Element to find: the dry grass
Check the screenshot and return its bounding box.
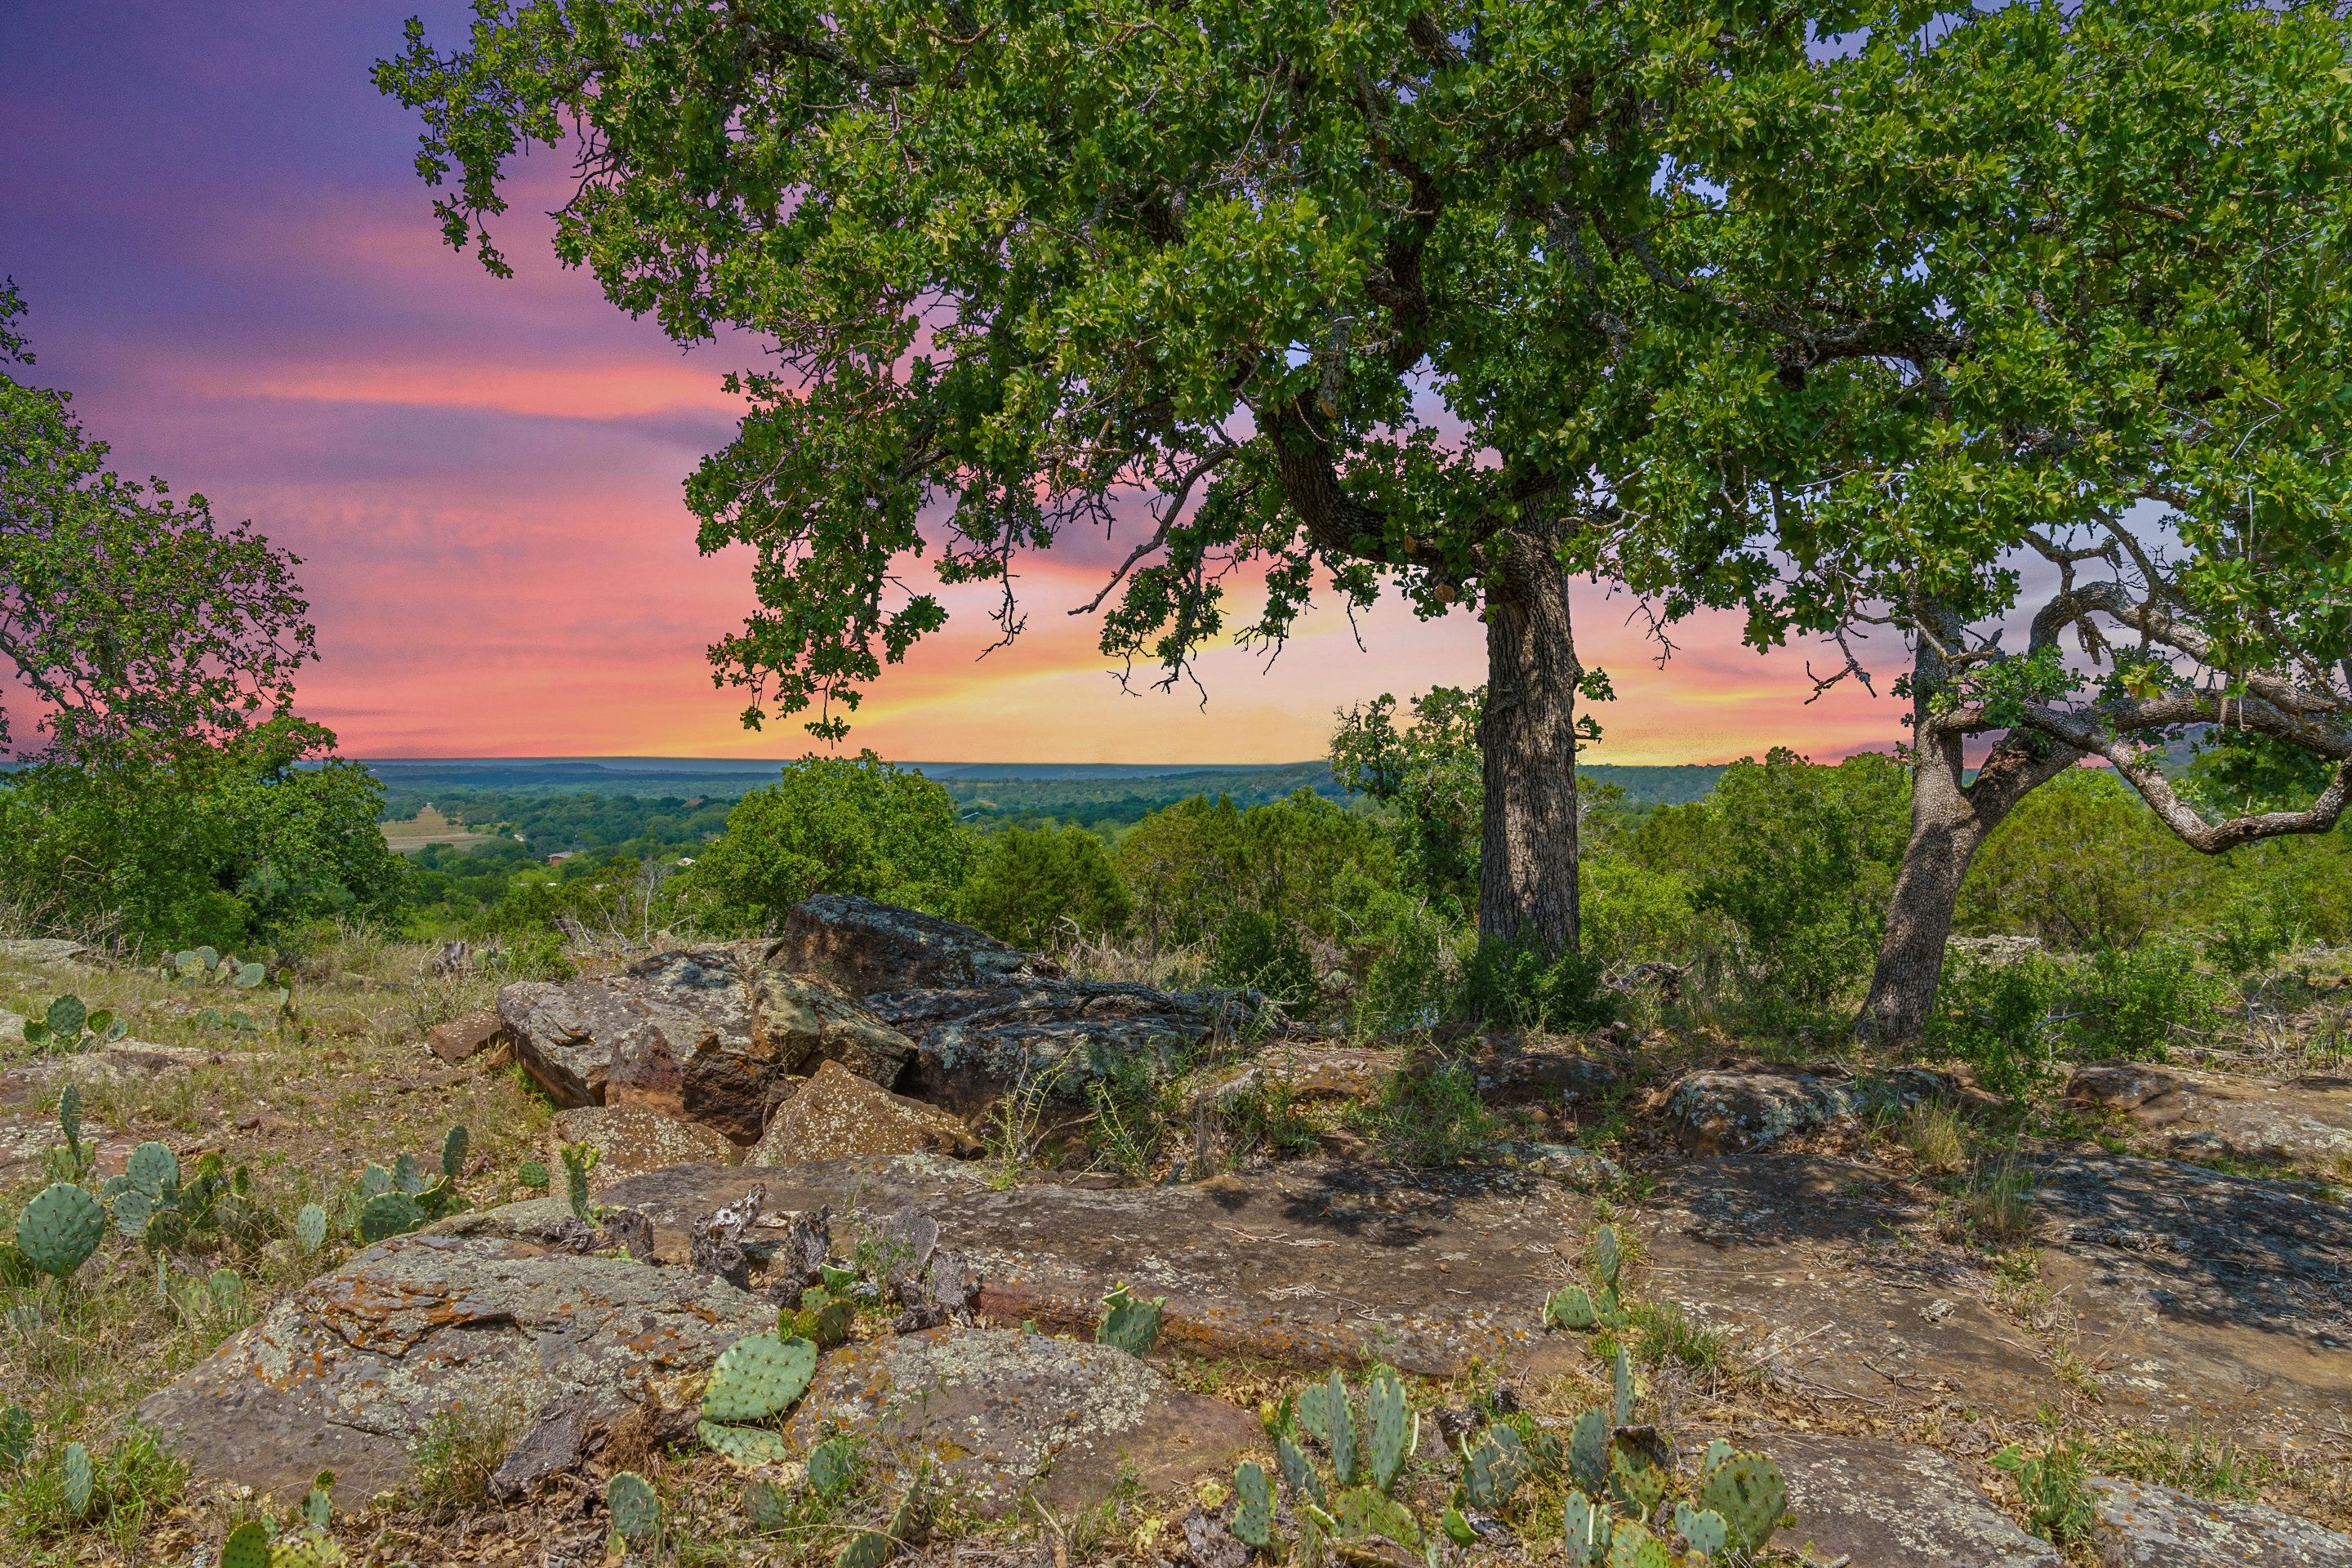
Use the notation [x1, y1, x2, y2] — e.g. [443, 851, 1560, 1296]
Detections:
[1902, 1101, 1969, 1176]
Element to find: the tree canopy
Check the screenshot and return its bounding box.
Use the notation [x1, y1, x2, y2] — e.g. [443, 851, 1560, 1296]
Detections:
[0, 283, 314, 761]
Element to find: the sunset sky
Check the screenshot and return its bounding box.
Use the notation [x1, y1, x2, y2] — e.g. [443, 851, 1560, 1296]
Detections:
[2, 3, 1906, 765]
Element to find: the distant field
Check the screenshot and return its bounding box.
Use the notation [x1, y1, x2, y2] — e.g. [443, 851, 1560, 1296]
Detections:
[379, 805, 506, 855]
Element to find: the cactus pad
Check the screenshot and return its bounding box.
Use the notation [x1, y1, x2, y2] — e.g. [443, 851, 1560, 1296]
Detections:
[1610, 1345, 1634, 1427]
[1095, 1281, 1166, 1356]
[1697, 1452, 1785, 1553]
[1333, 1485, 1421, 1548]
[702, 1333, 817, 1423]
[295, 1203, 328, 1254]
[441, 1125, 470, 1179]
[126, 1142, 179, 1198]
[808, 1433, 860, 1496]
[302, 1472, 335, 1529]
[234, 961, 267, 989]
[359, 1163, 393, 1199]
[1232, 1460, 1276, 1548]
[220, 1520, 273, 1568]
[57, 1083, 82, 1159]
[393, 1153, 425, 1196]
[1699, 1437, 1734, 1473]
[1606, 1520, 1672, 1568]
[835, 1528, 893, 1568]
[1673, 1502, 1729, 1558]
[357, 1191, 425, 1243]
[1365, 1365, 1413, 1491]
[1462, 1424, 1525, 1509]
[209, 1267, 246, 1316]
[61, 1440, 93, 1517]
[1592, 1223, 1622, 1290]
[0, 1405, 29, 1470]
[1276, 1432, 1326, 1508]
[1608, 1437, 1666, 1517]
[1561, 1490, 1611, 1568]
[1567, 1409, 1609, 1491]
[608, 1470, 661, 1540]
[697, 1420, 793, 1468]
[17, 1183, 105, 1276]
[112, 1188, 154, 1239]
[46, 996, 88, 1040]
[747, 1477, 791, 1533]
[1544, 1282, 1598, 1330]
[517, 1160, 550, 1191]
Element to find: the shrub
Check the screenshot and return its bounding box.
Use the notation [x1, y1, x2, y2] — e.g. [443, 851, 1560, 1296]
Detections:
[957, 824, 1130, 951]
[1959, 768, 2215, 951]
[1208, 908, 1318, 1009]
[1118, 788, 1392, 951]
[1459, 938, 1615, 1033]
[1353, 1055, 1496, 1167]
[1577, 858, 1700, 969]
[666, 752, 975, 933]
[1927, 951, 2069, 1098]
[1343, 888, 1458, 1038]
[2063, 942, 2221, 1060]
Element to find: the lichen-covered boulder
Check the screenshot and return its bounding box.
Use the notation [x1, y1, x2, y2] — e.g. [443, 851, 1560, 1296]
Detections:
[768, 893, 1045, 996]
[871, 976, 1254, 1106]
[1665, 1066, 1954, 1153]
[782, 1325, 1259, 1508]
[1771, 1433, 2062, 1566]
[549, 1103, 742, 1192]
[2067, 1063, 2352, 1181]
[2087, 1477, 2352, 1567]
[136, 1230, 773, 1500]
[750, 1060, 977, 1165]
[751, 969, 918, 1085]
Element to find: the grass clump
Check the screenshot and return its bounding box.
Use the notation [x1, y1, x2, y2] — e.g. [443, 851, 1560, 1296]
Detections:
[409, 1399, 527, 1515]
[1349, 1054, 1496, 1167]
[0, 1420, 186, 1557]
[1902, 1101, 1967, 1176]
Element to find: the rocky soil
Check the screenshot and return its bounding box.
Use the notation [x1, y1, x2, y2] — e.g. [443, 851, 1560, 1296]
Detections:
[5, 912, 2351, 1567]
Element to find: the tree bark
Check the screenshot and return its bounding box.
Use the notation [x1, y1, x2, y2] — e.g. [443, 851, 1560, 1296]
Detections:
[1477, 530, 1582, 954]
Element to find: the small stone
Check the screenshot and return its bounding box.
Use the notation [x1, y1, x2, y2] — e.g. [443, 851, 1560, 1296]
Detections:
[427, 1009, 506, 1065]
[750, 1061, 978, 1165]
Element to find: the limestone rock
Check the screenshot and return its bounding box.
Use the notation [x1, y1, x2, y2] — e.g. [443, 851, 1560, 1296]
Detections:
[751, 1060, 977, 1165]
[1665, 1065, 1956, 1153]
[751, 969, 918, 1085]
[2067, 1062, 2352, 1179]
[0, 938, 100, 968]
[1187, 1044, 1392, 1115]
[2087, 1477, 2352, 1567]
[427, 1009, 507, 1065]
[770, 893, 1045, 995]
[871, 976, 1258, 1107]
[549, 1103, 741, 1192]
[136, 1229, 773, 1500]
[1771, 1432, 2060, 1566]
[782, 1325, 1260, 1508]
[601, 1156, 1588, 1374]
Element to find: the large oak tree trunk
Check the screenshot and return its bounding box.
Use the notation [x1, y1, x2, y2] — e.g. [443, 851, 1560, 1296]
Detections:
[1477, 530, 1582, 954]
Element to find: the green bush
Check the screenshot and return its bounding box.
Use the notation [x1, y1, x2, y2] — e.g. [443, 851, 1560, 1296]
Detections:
[956, 824, 1131, 950]
[1960, 769, 2214, 951]
[2065, 942, 2221, 1060]
[1208, 908, 1318, 1009]
[1578, 858, 1701, 969]
[1927, 952, 2070, 1098]
[1352, 1056, 1497, 1167]
[666, 752, 975, 933]
[1459, 938, 1615, 1033]
[1117, 788, 1392, 951]
[1343, 887, 1458, 1038]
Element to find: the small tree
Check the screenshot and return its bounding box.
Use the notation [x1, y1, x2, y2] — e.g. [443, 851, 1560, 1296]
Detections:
[958, 825, 1131, 951]
[1, 283, 312, 762]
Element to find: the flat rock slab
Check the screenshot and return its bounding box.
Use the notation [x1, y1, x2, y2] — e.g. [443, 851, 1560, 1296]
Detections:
[549, 1103, 740, 1193]
[750, 1059, 978, 1165]
[2069, 1063, 2352, 1179]
[600, 1156, 1591, 1374]
[2087, 1477, 2352, 1567]
[0, 939, 100, 968]
[138, 1230, 773, 1500]
[0, 1040, 258, 1101]
[783, 1326, 1260, 1509]
[1771, 1432, 2060, 1567]
[1641, 1151, 2352, 1463]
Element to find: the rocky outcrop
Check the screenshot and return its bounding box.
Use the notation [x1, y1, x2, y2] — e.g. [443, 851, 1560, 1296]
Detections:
[751, 1060, 977, 1165]
[1771, 1433, 2060, 1566]
[1666, 1065, 1958, 1152]
[783, 1326, 1260, 1509]
[597, 1155, 1586, 1375]
[873, 976, 1255, 1105]
[2087, 1477, 2352, 1567]
[427, 1008, 506, 1064]
[137, 1229, 773, 1500]
[548, 1104, 740, 1192]
[498, 943, 911, 1142]
[0, 938, 100, 968]
[770, 894, 1046, 995]
[2067, 1062, 2352, 1179]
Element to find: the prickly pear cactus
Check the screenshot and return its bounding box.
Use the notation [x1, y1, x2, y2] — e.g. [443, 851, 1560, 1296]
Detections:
[808, 1433, 859, 1496]
[1697, 1452, 1785, 1553]
[1462, 1424, 1525, 1509]
[1562, 1490, 1611, 1567]
[1232, 1460, 1276, 1549]
[1276, 1433, 1326, 1508]
[359, 1163, 393, 1200]
[295, 1202, 328, 1254]
[441, 1125, 469, 1179]
[393, 1153, 425, 1196]
[1673, 1501, 1730, 1558]
[61, 1440, 93, 1517]
[126, 1142, 179, 1198]
[357, 1191, 425, 1244]
[1700, 1437, 1733, 1472]
[702, 1333, 817, 1423]
[1607, 1440, 1665, 1518]
[786, 1285, 853, 1348]
[835, 1528, 893, 1568]
[1095, 1281, 1166, 1356]
[1605, 1519, 1672, 1568]
[208, 1267, 245, 1317]
[561, 1141, 599, 1223]
[517, 1159, 550, 1191]
[1333, 1485, 1421, 1548]
[747, 1477, 792, 1533]
[1592, 1223, 1622, 1290]
[219, 1520, 273, 1568]
[1610, 1345, 1634, 1428]
[302, 1471, 336, 1529]
[57, 1083, 84, 1165]
[697, 1420, 793, 1468]
[608, 1470, 661, 1540]
[0, 1405, 30, 1470]
[1568, 1409, 1609, 1491]
[111, 1188, 154, 1240]
[1295, 1370, 1357, 1486]
[1544, 1282, 1598, 1330]
[17, 1183, 105, 1276]
[1365, 1365, 1414, 1492]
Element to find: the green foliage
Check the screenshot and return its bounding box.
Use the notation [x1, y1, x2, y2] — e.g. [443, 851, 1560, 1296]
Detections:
[1208, 908, 1319, 1009]
[669, 754, 975, 933]
[1352, 1058, 1495, 1169]
[16, 1183, 105, 1277]
[1460, 938, 1615, 1033]
[702, 1334, 817, 1424]
[2068, 944, 2223, 1060]
[1992, 1441, 2096, 1548]
[1962, 771, 2217, 952]
[1343, 888, 1457, 1039]
[0, 1406, 30, 1471]
[1094, 1282, 1166, 1357]
[605, 1471, 661, 1542]
[1120, 792, 1392, 953]
[956, 824, 1131, 951]
[1927, 952, 2071, 1098]
[1330, 687, 1485, 914]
